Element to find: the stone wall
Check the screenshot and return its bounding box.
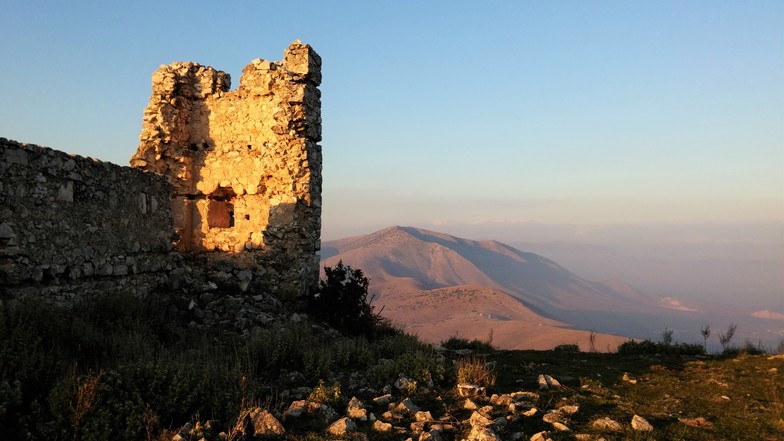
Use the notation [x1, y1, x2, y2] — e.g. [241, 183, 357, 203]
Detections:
[131, 41, 322, 298]
[0, 138, 175, 303]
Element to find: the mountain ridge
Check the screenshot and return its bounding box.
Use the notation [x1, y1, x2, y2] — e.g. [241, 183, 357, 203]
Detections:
[320, 226, 672, 349]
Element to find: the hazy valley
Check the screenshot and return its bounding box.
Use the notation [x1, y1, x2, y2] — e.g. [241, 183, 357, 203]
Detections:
[321, 226, 784, 351]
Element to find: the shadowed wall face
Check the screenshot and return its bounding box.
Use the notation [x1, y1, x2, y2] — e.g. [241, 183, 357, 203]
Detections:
[0, 138, 174, 302]
[131, 41, 322, 297]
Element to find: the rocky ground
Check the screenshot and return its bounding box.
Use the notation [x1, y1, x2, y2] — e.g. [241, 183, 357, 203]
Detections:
[167, 349, 784, 441]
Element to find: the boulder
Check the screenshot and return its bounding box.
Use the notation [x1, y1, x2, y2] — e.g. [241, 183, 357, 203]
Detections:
[327, 417, 356, 436]
[234, 407, 285, 438]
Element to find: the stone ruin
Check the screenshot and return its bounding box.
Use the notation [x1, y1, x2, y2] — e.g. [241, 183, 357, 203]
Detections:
[131, 40, 323, 297]
[0, 41, 322, 308]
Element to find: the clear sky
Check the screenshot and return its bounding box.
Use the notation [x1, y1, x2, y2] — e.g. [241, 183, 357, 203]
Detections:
[2, 0, 782, 240]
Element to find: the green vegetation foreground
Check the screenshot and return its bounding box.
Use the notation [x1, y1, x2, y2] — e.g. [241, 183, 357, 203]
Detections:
[0, 262, 781, 440]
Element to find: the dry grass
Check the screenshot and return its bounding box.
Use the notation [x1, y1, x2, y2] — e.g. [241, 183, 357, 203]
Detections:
[455, 356, 496, 387]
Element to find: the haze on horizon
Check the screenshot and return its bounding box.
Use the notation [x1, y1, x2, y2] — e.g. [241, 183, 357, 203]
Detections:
[2, 2, 782, 310]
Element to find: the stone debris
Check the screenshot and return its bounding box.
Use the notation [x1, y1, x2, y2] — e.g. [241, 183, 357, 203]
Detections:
[415, 410, 433, 422]
[419, 429, 443, 441]
[463, 398, 479, 410]
[458, 383, 487, 397]
[233, 407, 285, 438]
[542, 410, 566, 424]
[396, 397, 421, 414]
[467, 425, 501, 441]
[283, 399, 338, 425]
[469, 411, 495, 428]
[537, 374, 561, 390]
[559, 404, 579, 415]
[327, 417, 356, 436]
[591, 416, 624, 432]
[529, 431, 553, 441]
[631, 414, 653, 432]
[347, 396, 368, 421]
[489, 393, 512, 406]
[622, 372, 638, 384]
[372, 420, 393, 432]
[510, 391, 539, 402]
[160, 364, 681, 441]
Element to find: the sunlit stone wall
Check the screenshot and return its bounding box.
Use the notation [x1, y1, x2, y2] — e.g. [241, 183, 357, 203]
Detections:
[131, 41, 322, 297]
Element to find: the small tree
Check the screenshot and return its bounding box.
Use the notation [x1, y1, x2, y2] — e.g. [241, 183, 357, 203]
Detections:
[588, 330, 598, 353]
[700, 324, 711, 352]
[661, 327, 674, 345]
[309, 261, 376, 337]
[719, 323, 737, 351]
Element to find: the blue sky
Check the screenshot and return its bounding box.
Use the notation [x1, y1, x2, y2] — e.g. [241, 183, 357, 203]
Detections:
[1, 0, 782, 239]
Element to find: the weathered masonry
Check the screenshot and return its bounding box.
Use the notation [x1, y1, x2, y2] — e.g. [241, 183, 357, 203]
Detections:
[1, 41, 322, 303]
[0, 138, 175, 303]
[131, 41, 322, 297]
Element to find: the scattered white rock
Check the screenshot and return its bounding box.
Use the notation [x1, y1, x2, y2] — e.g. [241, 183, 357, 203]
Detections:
[529, 430, 553, 441]
[591, 416, 623, 432]
[372, 420, 393, 432]
[511, 391, 539, 402]
[467, 425, 501, 441]
[235, 407, 285, 437]
[415, 410, 433, 422]
[347, 396, 367, 421]
[542, 411, 565, 424]
[396, 397, 421, 414]
[458, 383, 487, 397]
[551, 421, 570, 432]
[631, 414, 653, 432]
[420, 429, 443, 441]
[469, 411, 495, 428]
[559, 404, 579, 415]
[327, 417, 356, 436]
[537, 374, 561, 390]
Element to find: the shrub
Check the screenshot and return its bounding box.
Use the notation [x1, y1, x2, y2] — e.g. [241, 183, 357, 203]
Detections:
[366, 350, 445, 388]
[441, 334, 494, 351]
[617, 339, 705, 356]
[308, 380, 342, 406]
[308, 261, 378, 337]
[553, 344, 581, 353]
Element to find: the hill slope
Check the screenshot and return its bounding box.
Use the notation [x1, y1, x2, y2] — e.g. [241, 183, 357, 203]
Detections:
[321, 226, 672, 348]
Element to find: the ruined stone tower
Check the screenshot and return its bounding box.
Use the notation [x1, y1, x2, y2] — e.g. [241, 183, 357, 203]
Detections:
[131, 41, 322, 297]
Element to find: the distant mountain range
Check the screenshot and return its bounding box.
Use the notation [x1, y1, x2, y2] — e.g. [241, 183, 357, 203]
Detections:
[320, 226, 686, 350]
